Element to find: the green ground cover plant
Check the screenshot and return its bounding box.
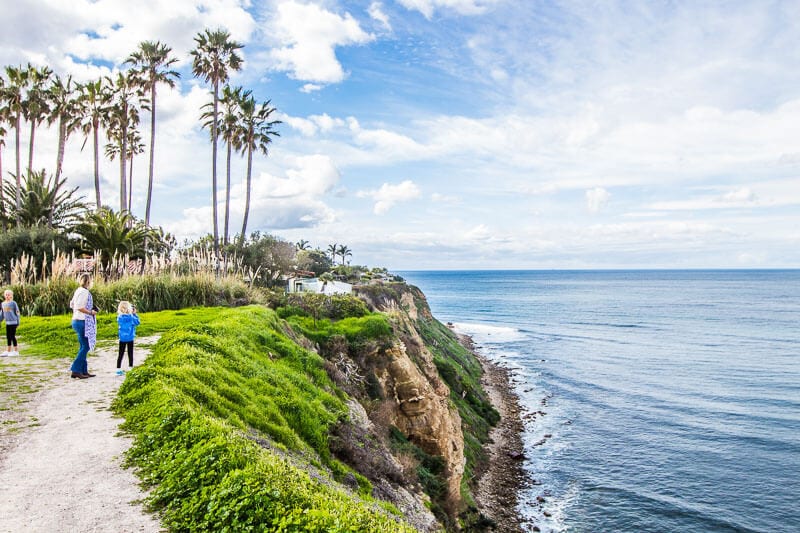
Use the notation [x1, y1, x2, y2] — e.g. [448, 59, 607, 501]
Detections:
[110, 305, 416, 532]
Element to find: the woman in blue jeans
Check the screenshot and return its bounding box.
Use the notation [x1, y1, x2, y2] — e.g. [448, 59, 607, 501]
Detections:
[69, 274, 98, 379]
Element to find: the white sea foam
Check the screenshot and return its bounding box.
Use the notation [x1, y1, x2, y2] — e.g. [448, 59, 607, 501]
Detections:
[451, 321, 527, 344]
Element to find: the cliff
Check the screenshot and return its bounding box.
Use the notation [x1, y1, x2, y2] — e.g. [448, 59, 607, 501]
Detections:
[100, 285, 499, 531]
[343, 282, 500, 529]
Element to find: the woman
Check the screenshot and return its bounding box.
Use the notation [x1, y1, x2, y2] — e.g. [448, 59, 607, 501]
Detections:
[69, 274, 97, 379]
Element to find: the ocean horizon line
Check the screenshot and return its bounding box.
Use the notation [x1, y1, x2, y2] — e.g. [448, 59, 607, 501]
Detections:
[397, 267, 800, 273]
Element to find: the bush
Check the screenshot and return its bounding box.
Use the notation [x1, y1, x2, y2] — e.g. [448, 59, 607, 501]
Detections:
[11, 273, 257, 317]
[0, 226, 77, 283]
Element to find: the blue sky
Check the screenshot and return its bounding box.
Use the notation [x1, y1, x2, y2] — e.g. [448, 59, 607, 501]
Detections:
[1, 0, 799, 269]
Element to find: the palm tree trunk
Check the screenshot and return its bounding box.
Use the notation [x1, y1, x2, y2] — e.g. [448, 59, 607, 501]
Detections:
[0, 148, 4, 217]
[211, 83, 220, 260]
[145, 84, 156, 228]
[120, 106, 128, 213]
[55, 119, 66, 181]
[50, 118, 68, 228]
[93, 122, 101, 210]
[14, 113, 21, 225]
[224, 141, 231, 246]
[27, 122, 35, 176]
[128, 153, 133, 212]
[240, 145, 253, 246]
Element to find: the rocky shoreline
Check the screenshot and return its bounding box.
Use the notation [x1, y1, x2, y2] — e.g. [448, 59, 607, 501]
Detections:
[456, 332, 532, 533]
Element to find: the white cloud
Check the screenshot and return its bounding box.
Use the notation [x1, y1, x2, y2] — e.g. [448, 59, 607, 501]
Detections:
[267, 0, 374, 84]
[431, 192, 460, 204]
[368, 2, 392, 31]
[281, 113, 347, 137]
[357, 180, 421, 214]
[283, 154, 340, 193]
[300, 83, 323, 93]
[169, 153, 340, 240]
[397, 0, 499, 19]
[0, 0, 255, 70]
[722, 187, 757, 203]
[586, 187, 611, 213]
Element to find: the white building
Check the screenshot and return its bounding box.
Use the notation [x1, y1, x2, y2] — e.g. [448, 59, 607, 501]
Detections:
[286, 277, 353, 295]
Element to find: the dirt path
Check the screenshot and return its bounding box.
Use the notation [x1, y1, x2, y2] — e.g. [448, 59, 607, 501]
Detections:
[0, 337, 162, 533]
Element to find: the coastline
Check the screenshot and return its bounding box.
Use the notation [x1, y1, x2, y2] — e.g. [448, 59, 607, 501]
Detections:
[456, 331, 531, 533]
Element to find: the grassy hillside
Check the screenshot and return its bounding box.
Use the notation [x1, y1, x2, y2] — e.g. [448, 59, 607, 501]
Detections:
[18, 306, 417, 532]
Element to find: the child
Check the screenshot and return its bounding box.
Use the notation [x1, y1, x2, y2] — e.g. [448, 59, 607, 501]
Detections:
[1, 289, 21, 357]
[116, 300, 140, 374]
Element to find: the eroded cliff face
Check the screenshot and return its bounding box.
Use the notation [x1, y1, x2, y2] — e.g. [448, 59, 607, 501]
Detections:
[355, 285, 466, 517]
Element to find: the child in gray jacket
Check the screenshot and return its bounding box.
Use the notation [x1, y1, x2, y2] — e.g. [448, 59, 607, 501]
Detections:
[1, 289, 21, 356]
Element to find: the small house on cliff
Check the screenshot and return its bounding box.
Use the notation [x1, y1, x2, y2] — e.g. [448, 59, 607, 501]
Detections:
[286, 277, 353, 295]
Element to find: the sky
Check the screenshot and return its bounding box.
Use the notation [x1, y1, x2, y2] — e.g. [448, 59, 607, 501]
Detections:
[1, 0, 799, 270]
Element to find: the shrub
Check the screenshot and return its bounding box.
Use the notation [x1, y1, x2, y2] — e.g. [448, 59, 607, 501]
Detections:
[10, 273, 257, 317]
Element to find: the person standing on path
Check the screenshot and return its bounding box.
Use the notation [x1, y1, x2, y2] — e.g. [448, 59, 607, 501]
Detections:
[1, 289, 21, 357]
[69, 274, 97, 379]
[116, 300, 140, 375]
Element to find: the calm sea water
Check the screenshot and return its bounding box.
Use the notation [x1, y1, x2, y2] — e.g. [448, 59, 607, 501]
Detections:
[398, 270, 800, 533]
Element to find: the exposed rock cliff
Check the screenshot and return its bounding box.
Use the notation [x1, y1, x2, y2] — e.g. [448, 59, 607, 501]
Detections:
[317, 282, 498, 530]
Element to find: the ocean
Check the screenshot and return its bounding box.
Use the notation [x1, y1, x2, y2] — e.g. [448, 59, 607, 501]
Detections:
[398, 270, 800, 533]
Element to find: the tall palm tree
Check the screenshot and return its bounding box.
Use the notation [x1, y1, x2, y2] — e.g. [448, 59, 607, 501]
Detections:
[0, 65, 28, 222]
[201, 84, 242, 246]
[0, 124, 5, 221]
[327, 243, 338, 263]
[22, 64, 53, 175]
[127, 131, 145, 213]
[47, 74, 80, 182]
[126, 40, 180, 230]
[337, 244, 352, 266]
[77, 79, 112, 209]
[0, 76, 5, 221]
[296, 239, 310, 251]
[46, 74, 81, 228]
[104, 128, 144, 212]
[236, 93, 280, 245]
[190, 28, 243, 258]
[107, 71, 143, 213]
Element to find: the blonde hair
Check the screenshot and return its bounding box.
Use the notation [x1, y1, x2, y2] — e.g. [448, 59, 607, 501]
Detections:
[3, 290, 12, 298]
[79, 274, 91, 288]
[117, 300, 132, 315]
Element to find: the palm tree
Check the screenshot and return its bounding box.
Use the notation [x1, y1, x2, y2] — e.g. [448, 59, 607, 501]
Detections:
[202, 84, 242, 246]
[107, 71, 143, 213]
[237, 94, 280, 245]
[105, 129, 144, 212]
[126, 41, 180, 230]
[0, 123, 5, 221]
[21, 64, 53, 175]
[327, 243, 338, 263]
[74, 207, 150, 267]
[0, 76, 5, 221]
[127, 131, 146, 212]
[190, 28, 244, 259]
[47, 74, 80, 182]
[337, 244, 352, 265]
[296, 239, 310, 251]
[77, 79, 112, 209]
[1, 169, 87, 230]
[0, 65, 28, 222]
[46, 74, 81, 228]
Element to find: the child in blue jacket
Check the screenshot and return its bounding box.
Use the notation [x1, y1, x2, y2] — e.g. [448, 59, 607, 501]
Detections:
[116, 301, 140, 375]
